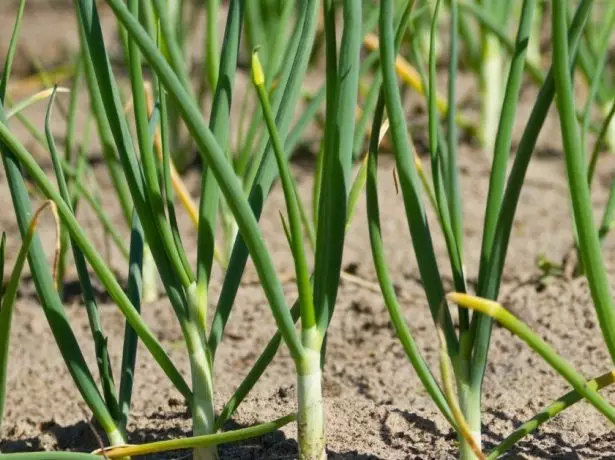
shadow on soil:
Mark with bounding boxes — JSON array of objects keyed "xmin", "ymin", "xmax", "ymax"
[
  {"xmin": 0, "ymin": 418, "xmax": 386, "ymax": 459},
  {"xmin": 3, "ymin": 408, "xmax": 613, "ymax": 458}
]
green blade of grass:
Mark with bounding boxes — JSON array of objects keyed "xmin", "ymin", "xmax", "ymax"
[
  {"xmin": 149, "ymin": 0, "xmax": 193, "ymax": 94},
  {"xmin": 244, "ymin": 1, "xmax": 266, "ymax": 65},
  {"xmin": 0, "ymin": 0, "xmax": 25, "ymax": 98},
  {"xmin": 468, "ymin": 0, "xmax": 538, "ymax": 375},
  {"xmin": 158, "ymin": 82, "xmax": 193, "ymax": 298},
  {"xmin": 204, "ymin": 0, "xmax": 220, "ymax": 92}
]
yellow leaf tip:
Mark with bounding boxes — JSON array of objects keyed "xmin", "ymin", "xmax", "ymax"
[{"xmin": 251, "ymin": 48, "xmax": 265, "ymax": 87}]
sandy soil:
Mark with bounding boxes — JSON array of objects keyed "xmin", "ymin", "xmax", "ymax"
[{"xmin": 2, "ymin": 2, "xmax": 615, "ymax": 459}]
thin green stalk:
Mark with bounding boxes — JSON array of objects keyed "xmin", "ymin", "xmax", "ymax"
[
  {"xmin": 205, "ymin": 0, "xmax": 220, "ymax": 92},
  {"xmin": 127, "ymin": 0, "xmax": 193, "ymax": 289},
  {"xmin": 157, "ymin": 81, "xmax": 193, "ymax": 304},
  {"xmin": 588, "ymin": 97, "xmax": 615, "ymax": 188},
  {"xmin": 73, "ymin": 181, "xmax": 129, "ymax": 259},
  {"xmin": 353, "ymin": 56, "xmax": 382, "ymax": 161},
  {"xmin": 0, "ymin": 118, "xmax": 191, "ymax": 402},
  {"xmin": 216, "ymin": 300, "xmax": 301, "ymax": 430},
  {"xmin": 366, "ymin": 92, "xmax": 455, "ymax": 429},
  {"xmin": 580, "ymin": 3, "xmax": 615, "ymax": 157},
  {"xmin": 458, "ymin": 1, "xmax": 544, "ymax": 85},
  {"xmin": 240, "ymin": 3, "xmax": 315, "ymax": 194},
  {"xmin": 78, "ymin": 15, "xmax": 133, "ymax": 225},
  {"xmin": 264, "ymin": 0, "xmax": 295, "ymax": 88},
  {"xmin": 46, "ymin": 88, "xmax": 120, "ymax": 423},
  {"xmin": 68, "ymin": 115, "xmax": 92, "ymax": 211},
  {"xmin": 478, "ymin": 13, "xmax": 504, "ymax": 153},
  {"xmin": 526, "ymin": 0, "xmax": 542, "ymax": 68},
  {"xmin": 552, "ymin": 0, "xmax": 615, "ymax": 364},
  {"xmin": 118, "ymin": 211, "xmax": 144, "ymax": 433},
  {"xmin": 477, "ymin": 0, "xmax": 536, "ymax": 283},
  {"xmin": 253, "ymin": 51, "xmax": 315, "ymax": 330},
  {"xmin": 313, "ymin": 0, "xmax": 362, "ymax": 334},
  {"xmin": 184, "ymin": 321, "xmax": 217, "ymax": 460},
  {"xmin": 487, "ymin": 369, "xmax": 615, "ymax": 459},
  {"xmin": 208, "ymin": 0, "xmax": 320, "ymax": 359},
  {"xmin": 99, "ymin": 414, "xmax": 296, "ymax": 458},
  {"xmin": 57, "ymin": 57, "xmax": 84, "ymax": 295},
  {"xmin": 379, "ymin": 0, "xmax": 458, "ymax": 355},
  {"xmin": 0, "ymin": 0, "xmax": 25, "ymax": 99},
  {"xmin": 196, "ymin": 0, "xmax": 243, "ymax": 341},
  {"xmin": 436, "ymin": 318, "xmax": 484, "ymax": 460},
  {"xmin": 64, "ymin": 56, "xmax": 84, "ymax": 169},
  {"xmin": 427, "ymin": 0, "xmax": 466, "ymax": 306},
  {"xmin": 0, "ymin": 1, "xmax": 122, "ymax": 443},
  {"xmin": 103, "ymin": 0, "xmax": 304, "ymax": 362},
  {"xmin": 449, "ymin": 293, "xmax": 615, "ymax": 424},
  {"xmin": 470, "ymin": 0, "xmax": 594, "ymax": 394},
  {"xmin": 599, "ymin": 177, "xmax": 615, "ymax": 241},
  {"xmin": 244, "ymin": 1, "xmax": 265, "ymax": 63},
  {"xmin": 0, "ymin": 205, "xmax": 51, "ymax": 429},
  {"xmin": 149, "ymin": 0, "xmax": 193, "ymax": 94},
  {"xmin": 79, "ymin": 0, "xmax": 199, "ymax": 328},
  {"xmin": 469, "ymin": 1, "xmax": 538, "ymax": 399},
  {"xmin": 446, "ymin": 0, "xmax": 464, "ymax": 263}
]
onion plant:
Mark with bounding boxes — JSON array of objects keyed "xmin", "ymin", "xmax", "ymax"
[
  {"xmin": 368, "ymin": 0, "xmax": 612, "ymax": 458},
  {"xmin": 1, "ymin": 1, "xmax": 365, "ymax": 459}
]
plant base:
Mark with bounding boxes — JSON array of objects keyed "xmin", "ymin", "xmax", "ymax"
[{"xmin": 297, "ymin": 365, "xmax": 325, "ymax": 460}]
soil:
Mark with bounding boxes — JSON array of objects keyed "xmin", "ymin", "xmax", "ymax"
[{"xmin": 2, "ymin": 2, "xmax": 615, "ymax": 459}]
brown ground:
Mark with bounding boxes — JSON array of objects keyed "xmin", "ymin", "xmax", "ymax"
[{"xmin": 2, "ymin": 2, "xmax": 615, "ymax": 459}]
